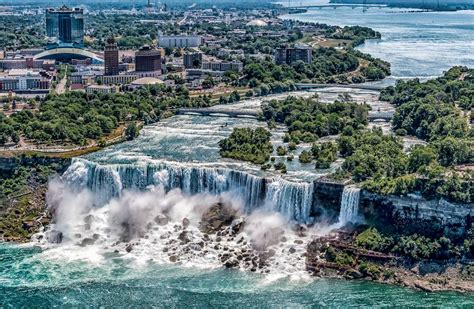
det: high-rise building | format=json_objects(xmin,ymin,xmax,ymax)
[
  {"xmin": 104, "ymin": 37, "xmax": 119, "ymax": 76},
  {"xmin": 135, "ymin": 46, "xmax": 162, "ymax": 73},
  {"xmin": 183, "ymin": 52, "xmax": 202, "ymax": 69},
  {"xmin": 275, "ymin": 45, "xmax": 312, "ymax": 65},
  {"xmin": 46, "ymin": 6, "xmax": 84, "ymax": 48}
]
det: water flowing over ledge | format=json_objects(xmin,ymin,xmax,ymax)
[
  {"xmin": 64, "ymin": 158, "xmax": 317, "ymax": 224},
  {"xmin": 339, "ymin": 186, "xmax": 361, "ymax": 225}
]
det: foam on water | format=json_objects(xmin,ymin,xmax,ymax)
[{"xmin": 34, "ymin": 178, "xmax": 315, "ymax": 282}]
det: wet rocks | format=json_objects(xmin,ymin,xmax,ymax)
[
  {"xmin": 182, "ymin": 218, "xmax": 190, "ymax": 229},
  {"xmin": 169, "ymin": 255, "xmax": 178, "ymax": 263},
  {"xmin": 47, "ymin": 230, "xmax": 63, "ymax": 244},
  {"xmin": 188, "ymin": 243, "xmax": 203, "ymax": 251},
  {"xmin": 84, "ymin": 214, "xmax": 94, "ymax": 230},
  {"xmin": 178, "ymin": 231, "xmax": 190, "ymax": 244},
  {"xmin": 345, "ymin": 269, "xmax": 363, "ymax": 279},
  {"xmin": 229, "ymin": 219, "xmax": 245, "ymax": 236},
  {"xmin": 80, "ymin": 238, "xmax": 95, "ymax": 247},
  {"xmin": 154, "ymin": 215, "xmax": 169, "ymax": 226},
  {"xmin": 125, "ymin": 244, "xmax": 133, "ymax": 253},
  {"xmin": 200, "ymin": 202, "xmax": 238, "ymax": 234},
  {"xmin": 224, "ymin": 258, "xmax": 239, "ymax": 268}
]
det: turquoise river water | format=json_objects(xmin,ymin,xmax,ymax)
[{"xmin": 2, "ymin": 6, "xmax": 474, "ymax": 308}]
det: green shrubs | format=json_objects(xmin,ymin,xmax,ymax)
[
  {"xmin": 274, "ymin": 162, "xmax": 287, "ymax": 173},
  {"xmin": 277, "ymin": 146, "xmax": 287, "ymax": 156},
  {"xmin": 363, "ymin": 175, "xmax": 418, "ymax": 196},
  {"xmin": 355, "ymin": 228, "xmax": 393, "ymax": 252},
  {"xmin": 339, "ymin": 128, "xmax": 408, "ymax": 182},
  {"xmin": 325, "ymin": 246, "xmax": 355, "ymax": 267},
  {"xmin": 125, "ymin": 123, "xmax": 139, "ymax": 140},
  {"xmin": 262, "ymin": 96, "xmax": 369, "ymax": 143},
  {"xmin": 219, "ymin": 127, "xmax": 273, "ymax": 165},
  {"xmin": 299, "ymin": 150, "xmax": 312, "ymax": 164},
  {"xmin": 312, "ymin": 142, "xmax": 337, "ymax": 169},
  {"xmin": 261, "ymin": 163, "xmax": 271, "ymax": 171},
  {"xmin": 359, "ymin": 262, "xmax": 381, "ymax": 280},
  {"xmin": 334, "ymin": 251, "xmax": 355, "ymax": 267},
  {"xmin": 393, "ymin": 234, "xmax": 442, "ymax": 260}
]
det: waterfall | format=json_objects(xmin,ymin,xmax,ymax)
[
  {"xmin": 62, "ymin": 158, "xmax": 316, "ymax": 224},
  {"xmin": 338, "ymin": 186, "xmax": 361, "ymax": 225}
]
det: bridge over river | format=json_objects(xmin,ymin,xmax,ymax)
[
  {"xmin": 177, "ymin": 108, "xmax": 393, "ymax": 122},
  {"xmin": 294, "ymin": 4, "xmax": 386, "ymax": 10},
  {"xmin": 295, "ymin": 83, "xmax": 385, "ymax": 91}
]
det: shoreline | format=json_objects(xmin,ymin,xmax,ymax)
[{"xmin": 2, "ymin": 221, "xmax": 473, "ymax": 294}]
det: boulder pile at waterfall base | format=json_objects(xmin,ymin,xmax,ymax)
[{"xmin": 29, "ymin": 197, "xmax": 474, "ymax": 293}]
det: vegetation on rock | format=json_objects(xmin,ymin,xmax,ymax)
[{"xmin": 219, "ymin": 127, "xmax": 273, "ymax": 165}]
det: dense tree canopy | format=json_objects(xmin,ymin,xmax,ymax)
[
  {"xmin": 262, "ymin": 95, "xmax": 369, "ymax": 143},
  {"xmin": 0, "ymin": 85, "xmax": 212, "ymax": 146},
  {"xmin": 218, "ymin": 127, "xmax": 273, "ymax": 164}
]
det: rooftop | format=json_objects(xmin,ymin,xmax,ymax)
[{"xmin": 131, "ymin": 77, "xmax": 164, "ymax": 86}]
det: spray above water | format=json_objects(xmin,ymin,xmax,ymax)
[
  {"xmin": 36, "ymin": 171, "xmax": 314, "ymax": 280},
  {"xmin": 34, "ymin": 159, "xmax": 362, "ymax": 281}
]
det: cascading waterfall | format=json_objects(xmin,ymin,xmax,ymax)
[
  {"xmin": 338, "ymin": 186, "xmax": 361, "ymax": 225},
  {"xmin": 63, "ymin": 158, "xmax": 316, "ymax": 224}
]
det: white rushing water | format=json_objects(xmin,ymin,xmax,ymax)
[
  {"xmin": 63, "ymin": 158, "xmax": 317, "ymax": 224},
  {"xmin": 35, "ymin": 170, "xmax": 319, "ymax": 281},
  {"xmin": 338, "ymin": 186, "xmax": 361, "ymax": 225}
]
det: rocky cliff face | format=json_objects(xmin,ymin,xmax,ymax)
[
  {"xmin": 311, "ymin": 181, "xmax": 345, "ymax": 222},
  {"xmin": 359, "ymin": 190, "xmax": 472, "ymax": 237},
  {"xmin": 310, "ymin": 181, "xmax": 472, "ymax": 237}
]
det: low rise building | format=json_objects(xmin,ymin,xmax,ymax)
[
  {"xmin": 86, "ymin": 84, "xmax": 119, "ymax": 94},
  {"xmin": 0, "ymin": 57, "xmax": 55, "ymax": 71},
  {"xmin": 97, "ymin": 74, "xmax": 138, "ymax": 85},
  {"xmin": 202, "ymin": 61, "xmax": 243, "ymax": 72},
  {"xmin": 135, "ymin": 45, "xmax": 162, "ymax": 73},
  {"xmin": 70, "ymin": 69, "xmax": 103, "ymax": 86},
  {"xmin": 0, "ymin": 69, "xmax": 52, "ymax": 92},
  {"xmin": 158, "ymin": 35, "xmax": 202, "ymax": 48}
]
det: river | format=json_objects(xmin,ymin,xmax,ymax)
[
  {"xmin": 281, "ymin": 6, "xmax": 474, "ymax": 81},
  {"xmin": 2, "ymin": 7, "xmax": 474, "ymax": 307}
]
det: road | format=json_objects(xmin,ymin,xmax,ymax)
[{"xmin": 55, "ymin": 66, "xmax": 68, "ymax": 94}]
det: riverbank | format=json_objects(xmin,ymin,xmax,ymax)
[
  {"xmin": 0, "ymin": 155, "xmax": 70, "ymax": 242},
  {"xmin": 307, "ymin": 229, "xmax": 474, "ymax": 294}
]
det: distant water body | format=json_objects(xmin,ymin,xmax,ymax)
[{"xmin": 282, "ymin": 7, "xmax": 474, "ymax": 79}]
